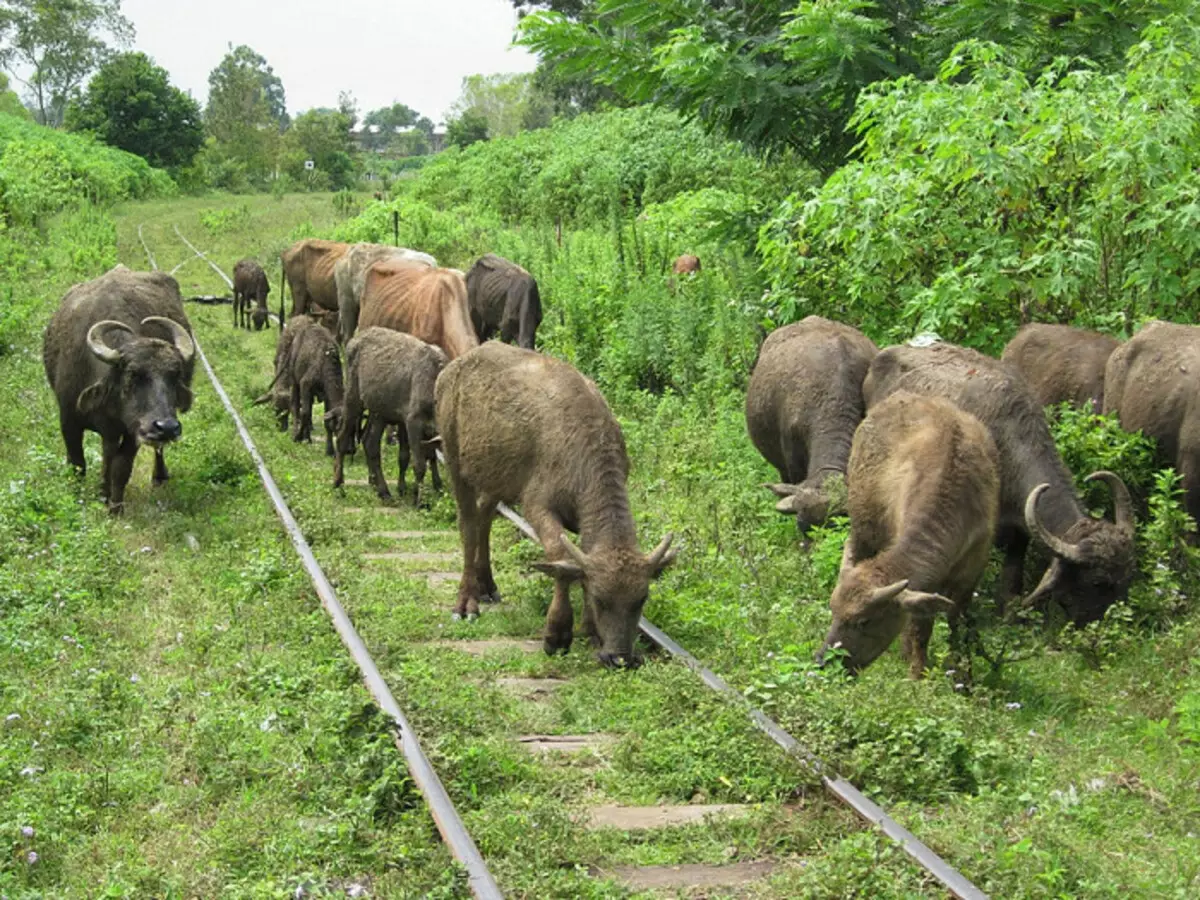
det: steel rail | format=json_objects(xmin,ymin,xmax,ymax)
[
  {"xmin": 140, "ymin": 225, "xmax": 506, "ymax": 900},
  {"xmin": 440, "ymin": 446, "xmax": 988, "ymax": 900}
]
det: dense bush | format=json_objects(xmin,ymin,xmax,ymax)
[
  {"xmin": 759, "ymin": 15, "xmax": 1200, "ymax": 351},
  {"xmin": 0, "ymin": 113, "xmax": 174, "ymax": 227}
]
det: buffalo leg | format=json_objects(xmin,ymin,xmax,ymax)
[
  {"xmin": 99, "ymin": 433, "xmax": 121, "ymax": 500},
  {"xmin": 298, "ymin": 384, "xmax": 315, "ymax": 444},
  {"xmin": 901, "ymin": 616, "xmax": 936, "ymax": 680},
  {"xmin": 105, "ymin": 435, "xmax": 138, "ymax": 515},
  {"xmin": 996, "ymin": 526, "xmax": 1028, "ymax": 614},
  {"xmin": 396, "ymin": 421, "xmax": 411, "ymax": 503},
  {"xmin": 406, "ymin": 419, "xmax": 426, "ymax": 507},
  {"xmin": 451, "ymin": 482, "xmax": 487, "ymax": 619},
  {"xmin": 289, "ymin": 383, "xmax": 303, "ymax": 442},
  {"xmin": 363, "ymin": 414, "xmax": 390, "ymax": 501},
  {"xmin": 527, "ymin": 508, "xmax": 573, "ymax": 654},
  {"xmin": 429, "ymin": 447, "xmax": 442, "ymax": 492},
  {"xmin": 60, "ymin": 413, "xmax": 86, "ymax": 476},
  {"xmin": 152, "ymin": 446, "xmax": 169, "ymax": 486}
]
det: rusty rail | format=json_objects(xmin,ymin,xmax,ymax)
[{"xmin": 140, "ymin": 225, "xmax": 505, "ymax": 900}]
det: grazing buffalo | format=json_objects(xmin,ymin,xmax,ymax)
[
  {"xmin": 280, "ymin": 238, "xmax": 350, "ymax": 324},
  {"xmin": 464, "ymin": 254, "xmax": 542, "ymax": 350},
  {"xmin": 233, "ymin": 258, "xmax": 271, "ymax": 331},
  {"xmin": 820, "ymin": 392, "xmax": 1000, "ymax": 678},
  {"xmin": 359, "ymin": 261, "xmax": 479, "ymax": 360},
  {"xmin": 43, "ymin": 265, "xmax": 195, "ymax": 513},
  {"xmin": 435, "ymin": 342, "xmax": 677, "ymax": 665},
  {"xmin": 1104, "ymin": 320, "xmax": 1200, "ymax": 533},
  {"xmin": 1001, "ymin": 323, "xmax": 1119, "ymax": 413},
  {"xmin": 672, "ymin": 254, "xmax": 701, "ymax": 275},
  {"xmin": 746, "ymin": 316, "xmax": 878, "ymax": 538},
  {"xmin": 334, "ymin": 327, "xmax": 446, "ymax": 503},
  {"xmin": 334, "ymin": 242, "xmax": 436, "ymax": 345},
  {"xmin": 864, "ymin": 342, "xmax": 1135, "ymax": 624},
  {"xmin": 262, "ymin": 316, "xmax": 344, "ymax": 456}
]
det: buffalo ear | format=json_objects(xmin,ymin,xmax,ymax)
[
  {"xmin": 77, "ymin": 379, "xmax": 111, "ymax": 417},
  {"xmin": 898, "ymin": 590, "xmax": 956, "ymax": 616},
  {"xmin": 177, "ymin": 384, "xmax": 194, "ymax": 414},
  {"xmin": 530, "ymin": 559, "xmax": 585, "ymax": 582}
]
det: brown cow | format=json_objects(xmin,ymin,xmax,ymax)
[
  {"xmin": 358, "ymin": 261, "xmax": 480, "ymax": 360},
  {"xmin": 280, "ymin": 239, "xmax": 350, "ymax": 326}
]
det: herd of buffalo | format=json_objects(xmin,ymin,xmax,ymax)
[{"xmin": 39, "ymin": 237, "xmax": 1200, "ymax": 674}]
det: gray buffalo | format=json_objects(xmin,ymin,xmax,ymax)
[
  {"xmin": 435, "ymin": 342, "xmax": 676, "ymax": 666},
  {"xmin": 233, "ymin": 258, "xmax": 271, "ymax": 331},
  {"xmin": 1001, "ymin": 323, "xmax": 1119, "ymax": 413},
  {"xmin": 334, "ymin": 327, "xmax": 446, "ymax": 504},
  {"xmin": 820, "ymin": 391, "xmax": 1000, "ymax": 678},
  {"xmin": 43, "ymin": 265, "xmax": 195, "ymax": 513},
  {"xmin": 746, "ymin": 316, "xmax": 878, "ymax": 538},
  {"xmin": 864, "ymin": 342, "xmax": 1134, "ymax": 624},
  {"xmin": 464, "ymin": 254, "xmax": 542, "ymax": 350}
]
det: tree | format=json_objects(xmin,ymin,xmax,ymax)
[
  {"xmin": 519, "ymin": 0, "xmax": 1174, "ymax": 175},
  {"xmin": 66, "ymin": 51, "xmax": 202, "ymax": 168},
  {"xmin": 448, "ymin": 73, "xmax": 550, "ymax": 139},
  {"xmin": 280, "ymin": 99, "xmax": 358, "ymax": 189},
  {"xmin": 0, "ymin": 71, "xmax": 28, "ymax": 117},
  {"xmin": 445, "ymin": 110, "xmax": 489, "ymax": 149},
  {"xmin": 0, "ymin": 0, "xmax": 133, "ymax": 126},
  {"xmin": 204, "ymin": 44, "xmax": 287, "ymax": 181},
  {"xmin": 361, "ymin": 102, "xmax": 434, "ymax": 155}
]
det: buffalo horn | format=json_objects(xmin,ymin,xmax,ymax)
[
  {"xmin": 1086, "ymin": 470, "xmax": 1133, "ymax": 531},
  {"xmin": 558, "ymin": 533, "xmax": 590, "ymax": 570},
  {"xmin": 1024, "ymin": 483, "xmax": 1086, "ymax": 563},
  {"xmin": 86, "ymin": 320, "xmax": 133, "ymax": 365},
  {"xmin": 867, "ymin": 579, "xmax": 910, "ymax": 607},
  {"xmin": 1021, "ymin": 558, "xmax": 1063, "ymax": 609},
  {"xmin": 647, "ymin": 532, "xmax": 676, "ymax": 569},
  {"xmin": 142, "ymin": 316, "xmax": 195, "ymax": 364}
]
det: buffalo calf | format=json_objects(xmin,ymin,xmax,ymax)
[{"xmin": 233, "ymin": 258, "xmax": 271, "ymax": 331}]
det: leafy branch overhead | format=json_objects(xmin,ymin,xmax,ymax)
[{"xmin": 518, "ymin": 0, "xmax": 1175, "ymax": 173}]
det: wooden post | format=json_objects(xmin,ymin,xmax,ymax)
[
  {"xmin": 555, "ymin": 216, "xmax": 562, "ymax": 248},
  {"xmin": 393, "ymin": 210, "xmax": 400, "ymax": 247}
]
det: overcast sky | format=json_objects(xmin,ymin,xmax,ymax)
[{"xmin": 119, "ymin": 0, "xmax": 539, "ymax": 124}]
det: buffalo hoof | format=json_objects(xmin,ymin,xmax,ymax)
[
  {"xmin": 597, "ymin": 651, "xmax": 642, "ymax": 670},
  {"xmin": 543, "ymin": 635, "xmax": 572, "ymax": 656},
  {"xmin": 481, "ymin": 589, "xmax": 502, "ymax": 604},
  {"xmin": 106, "ymin": 501, "xmax": 125, "ymax": 516},
  {"xmin": 451, "ymin": 611, "xmax": 480, "ymax": 623}
]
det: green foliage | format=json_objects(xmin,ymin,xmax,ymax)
[
  {"xmin": 279, "ymin": 106, "xmax": 357, "ymax": 191},
  {"xmin": 198, "ymin": 202, "xmax": 251, "ymax": 237},
  {"xmin": 759, "ymin": 16, "xmax": 1200, "ymax": 349},
  {"xmin": 66, "ymin": 51, "xmax": 203, "ymax": 170},
  {"xmin": 449, "ymin": 72, "xmax": 553, "ymax": 138},
  {"xmin": 518, "ymin": 0, "xmax": 1171, "ymax": 173},
  {"xmin": 0, "ymin": 71, "xmax": 27, "ymax": 118},
  {"xmin": 0, "ymin": 112, "xmax": 172, "ymax": 228},
  {"xmin": 204, "ymin": 45, "xmax": 287, "ymax": 185},
  {"xmin": 445, "ymin": 109, "xmax": 489, "ymax": 149},
  {"xmin": 1049, "ymin": 404, "xmax": 1159, "ymax": 501},
  {"xmin": 0, "ymin": 0, "xmax": 133, "ymax": 126}
]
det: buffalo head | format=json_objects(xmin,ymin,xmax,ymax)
[
  {"xmin": 766, "ymin": 472, "xmax": 847, "ymax": 536},
  {"xmin": 251, "ymin": 307, "xmax": 268, "ymax": 331},
  {"xmin": 817, "ymin": 542, "xmax": 954, "ymax": 674},
  {"xmin": 532, "ymin": 532, "xmax": 677, "ymax": 669},
  {"xmin": 1022, "ymin": 471, "xmax": 1135, "ymax": 623},
  {"xmin": 81, "ymin": 317, "xmax": 195, "ymax": 446}
]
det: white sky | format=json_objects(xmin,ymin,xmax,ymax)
[{"xmin": 118, "ymin": 0, "xmax": 539, "ymax": 125}]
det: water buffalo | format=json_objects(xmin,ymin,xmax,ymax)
[
  {"xmin": 819, "ymin": 392, "xmax": 1000, "ymax": 678},
  {"xmin": 334, "ymin": 327, "xmax": 445, "ymax": 504},
  {"xmin": 280, "ymin": 238, "xmax": 350, "ymax": 325},
  {"xmin": 233, "ymin": 258, "xmax": 271, "ymax": 331},
  {"xmin": 43, "ymin": 265, "xmax": 195, "ymax": 513},
  {"xmin": 672, "ymin": 254, "xmax": 701, "ymax": 275},
  {"xmin": 359, "ymin": 261, "xmax": 479, "ymax": 360},
  {"xmin": 746, "ymin": 316, "xmax": 878, "ymax": 538},
  {"xmin": 435, "ymin": 342, "xmax": 677, "ymax": 665},
  {"xmin": 334, "ymin": 242, "xmax": 436, "ymax": 345},
  {"xmin": 864, "ymin": 342, "xmax": 1135, "ymax": 624},
  {"xmin": 1001, "ymin": 323, "xmax": 1119, "ymax": 413},
  {"xmin": 261, "ymin": 316, "xmax": 344, "ymax": 456},
  {"xmin": 464, "ymin": 254, "xmax": 542, "ymax": 350},
  {"xmin": 1104, "ymin": 320, "xmax": 1200, "ymax": 533}
]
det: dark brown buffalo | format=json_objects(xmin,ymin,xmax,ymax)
[
  {"xmin": 464, "ymin": 254, "xmax": 542, "ymax": 350},
  {"xmin": 1104, "ymin": 320, "xmax": 1200, "ymax": 533},
  {"xmin": 435, "ymin": 342, "xmax": 677, "ymax": 665},
  {"xmin": 334, "ymin": 327, "xmax": 446, "ymax": 503},
  {"xmin": 260, "ymin": 317, "xmax": 344, "ymax": 455},
  {"xmin": 280, "ymin": 238, "xmax": 350, "ymax": 325},
  {"xmin": 334, "ymin": 243, "xmax": 436, "ymax": 345},
  {"xmin": 746, "ymin": 316, "xmax": 878, "ymax": 538},
  {"xmin": 43, "ymin": 265, "xmax": 195, "ymax": 513},
  {"xmin": 820, "ymin": 392, "xmax": 1000, "ymax": 678},
  {"xmin": 1001, "ymin": 323, "xmax": 1119, "ymax": 413},
  {"xmin": 233, "ymin": 258, "xmax": 271, "ymax": 331},
  {"xmin": 359, "ymin": 261, "xmax": 479, "ymax": 360},
  {"xmin": 864, "ymin": 342, "xmax": 1134, "ymax": 624},
  {"xmin": 672, "ymin": 254, "xmax": 701, "ymax": 275}
]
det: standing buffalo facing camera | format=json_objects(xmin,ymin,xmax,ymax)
[{"xmin": 43, "ymin": 265, "xmax": 196, "ymax": 513}]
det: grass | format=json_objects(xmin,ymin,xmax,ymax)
[{"xmin": 5, "ymin": 188, "xmax": 1200, "ymax": 898}]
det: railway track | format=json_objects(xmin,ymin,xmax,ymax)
[{"xmin": 139, "ymin": 222, "xmax": 988, "ymax": 899}]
